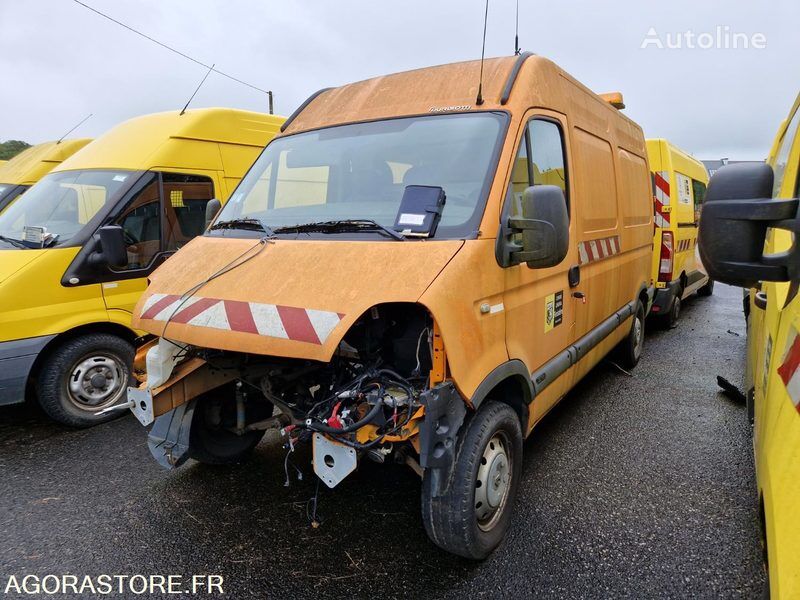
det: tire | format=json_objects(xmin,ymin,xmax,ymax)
[
  {"xmin": 188, "ymin": 384, "xmax": 272, "ymax": 465},
  {"xmin": 617, "ymin": 301, "xmax": 646, "ymax": 369},
  {"xmin": 657, "ymin": 289, "xmax": 682, "ymax": 330},
  {"xmin": 697, "ymin": 278, "xmax": 715, "ymax": 297},
  {"xmin": 36, "ymin": 333, "xmax": 134, "ymax": 428},
  {"xmin": 421, "ymin": 401, "xmax": 523, "ymax": 559}
]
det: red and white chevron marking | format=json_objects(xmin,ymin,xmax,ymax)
[
  {"xmin": 653, "ymin": 171, "xmax": 671, "ymax": 228},
  {"xmin": 676, "ymin": 238, "xmax": 694, "ymax": 252},
  {"xmin": 578, "ymin": 235, "xmax": 621, "ymax": 265},
  {"xmin": 777, "ymin": 328, "xmax": 800, "ymax": 413},
  {"xmin": 139, "ymin": 293, "xmax": 344, "ymax": 345}
]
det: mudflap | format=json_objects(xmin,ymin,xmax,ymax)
[
  {"xmin": 418, "ymin": 382, "xmax": 467, "ymax": 497},
  {"xmin": 147, "ymin": 401, "xmax": 197, "ymax": 470}
]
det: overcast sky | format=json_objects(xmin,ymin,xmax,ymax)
[{"xmin": 0, "ymin": 0, "xmax": 797, "ymax": 160}]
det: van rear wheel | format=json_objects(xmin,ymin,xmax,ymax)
[
  {"xmin": 36, "ymin": 333, "xmax": 134, "ymax": 428},
  {"xmin": 697, "ymin": 278, "xmax": 715, "ymax": 297},
  {"xmin": 617, "ymin": 301, "xmax": 646, "ymax": 369},
  {"xmin": 421, "ymin": 401, "xmax": 522, "ymax": 559}
]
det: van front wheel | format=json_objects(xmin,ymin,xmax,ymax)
[
  {"xmin": 36, "ymin": 333, "xmax": 134, "ymax": 428},
  {"xmin": 421, "ymin": 401, "xmax": 522, "ymax": 560}
]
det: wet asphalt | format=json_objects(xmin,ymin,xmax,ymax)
[{"xmin": 0, "ymin": 284, "xmax": 765, "ymax": 599}]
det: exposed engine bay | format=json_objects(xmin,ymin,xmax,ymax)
[{"xmin": 138, "ymin": 304, "xmax": 456, "ymax": 489}]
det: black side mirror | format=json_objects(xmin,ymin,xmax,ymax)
[
  {"xmin": 698, "ymin": 163, "xmax": 799, "ymax": 288},
  {"xmin": 89, "ymin": 225, "xmax": 128, "ymax": 269},
  {"xmin": 205, "ymin": 198, "xmax": 222, "ymax": 230},
  {"xmin": 508, "ymin": 185, "xmax": 569, "ymax": 268}
]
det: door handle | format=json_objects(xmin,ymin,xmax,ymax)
[
  {"xmin": 754, "ymin": 291, "xmax": 768, "ymax": 310},
  {"xmin": 568, "ymin": 265, "xmax": 580, "ymax": 288}
]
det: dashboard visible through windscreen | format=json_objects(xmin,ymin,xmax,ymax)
[{"xmin": 214, "ymin": 112, "xmax": 507, "ymax": 239}]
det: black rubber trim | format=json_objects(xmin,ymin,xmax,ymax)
[
  {"xmin": 280, "ymin": 88, "xmax": 333, "ymax": 132},
  {"xmin": 470, "ymin": 359, "xmax": 533, "ymax": 411},
  {"xmin": 530, "ymin": 300, "xmax": 636, "ymax": 395},
  {"xmin": 500, "ymin": 51, "xmax": 533, "ymax": 105}
]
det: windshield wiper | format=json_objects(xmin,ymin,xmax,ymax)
[
  {"xmin": 209, "ymin": 217, "xmax": 273, "ymax": 235},
  {"xmin": 273, "ymin": 219, "xmax": 405, "ymax": 240},
  {"xmin": 0, "ymin": 235, "xmax": 27, "ymax": 249}
]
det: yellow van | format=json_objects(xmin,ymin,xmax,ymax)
[
  {"xmin": 123, "ymin": 55, "xmax": 654, "ymax": 558},
  {"xmin": 0, "ymin": 108, "xmax": 283, "ymax": 427},
  {"xmin": 646, "ymin": 139, "xmax": 712, "ymax": 327},
  {"xmin": 699, "ymin": 91, "xmax": 800, "ymax": 598},
  {"xmin": 0, "ymin": 139, "xmax": 92, "ymax": 213}
]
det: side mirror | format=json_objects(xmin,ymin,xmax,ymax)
[
  {"xmin": 698, "ymin": 163, "xmax": 799, "ymax": 288},
  {"xmin": 89, "ymin": 225, "xmax": 128, "ymax": 269},
  {"xmin": 205, "ymin": 198, "xmax": 222, "ymax": 230},
  {"xmin": 509, "ymin": 185, "xmax": 569, "ymax": 268}
]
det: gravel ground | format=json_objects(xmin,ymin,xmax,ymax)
[{"xmin": 0, "ymin": 283, "xmax": 764, "ymax": 599}]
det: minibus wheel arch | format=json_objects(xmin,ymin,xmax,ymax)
[{"xmin": 470, "ymin": 360, "xmax": 532, "ymax": 431}]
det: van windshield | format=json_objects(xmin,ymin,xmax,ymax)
[
  {"xmin": 0, "ymin": 170, "xmax": 134, "ymax": 247},
  {"xmin": 215, "ymin": 112, "xmax": 507, "ymax": 239}
]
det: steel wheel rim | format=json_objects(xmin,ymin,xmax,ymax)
[
  {"xmin": 475, "ymin": 431, "xmax": 512, "ymax": 532},
  {"xmin": 633, "ymin": 313, "xmax": 644, "ymax": 360},
  {"xmin": 66, "ymin": 353, "xmax": 127, "ymax": 411}
]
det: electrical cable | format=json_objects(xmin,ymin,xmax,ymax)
[{"xmin": 71, "ymin": 0, "xmax": 272, "ymax": 97}]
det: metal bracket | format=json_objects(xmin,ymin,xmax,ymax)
[
  {"xmin": 127, "ymin": 386, "xmax": 155, "ymax": 426},
  {"xmin": 312, "ymin": 433, "xmax": 358, "ymax": 489}
]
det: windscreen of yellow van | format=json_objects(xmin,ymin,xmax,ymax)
[{"xmin": 0, "ymin": 170, "xmax": 136, "ymax": 246}]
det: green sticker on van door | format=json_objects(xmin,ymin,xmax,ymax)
[{"xmin": 545, "ymin": 291, "xmax": 564, "ymax": 333}]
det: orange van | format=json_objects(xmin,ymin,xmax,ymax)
[{"xmin": 123, "ymin": 54, "xmax": 654, "ymax": 558}]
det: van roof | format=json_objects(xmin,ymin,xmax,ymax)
[
  {"xmin": 56, "ymin": 108, "xmax": 284, "ymax": 173},
  {"xmin": 283, "ymin": 54, "xmax": 645, "ymax": 148},
  {"xmin": 0, "ymin": 139, "xmax": 92, "ymax": 185},
  {"xmin": 646, "ymin": 138, "xmax": 709, "ymax": 182}
]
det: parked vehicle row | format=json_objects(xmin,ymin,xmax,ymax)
[{"xmin": 5, "ymin": 53, "xmax": 766, "ymax": 568}]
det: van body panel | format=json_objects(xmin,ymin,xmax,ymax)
[
  {"xmin": 133, "ymin": 236, "xmax": 464, "ymax": 362},
  {"xmin": 745, "ymin": 92, "xmax": 800, "ymax": 599},
  {"xmin": 0, "ymin": 248, "xmax": 106, "ymax": 343},
  {"xmin": 55, "ymin": 109, "xmax": 282, "ymax": 174}
]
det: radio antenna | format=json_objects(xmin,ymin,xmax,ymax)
[
  {"xmin": 180, "ymin": 63, "xmax": 215, "ymax": 116},
  {"xmin": 56, "ymin": 114, "xmax": 92, "ymax": 144},
  {"xmin": 514, "ymin": 0, "xmax": 521, "ymax": 55},
  {"xmin": 476, "ymin": 0, "xmax": 489, "ymax": 105}
]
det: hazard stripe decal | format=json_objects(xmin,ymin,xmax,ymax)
[
  {"xmin": 578, "ymin": 235, "xmax": 620, "ymax": 265},
  {"xmin": 139, "ymin": 293, "xmax": 344, "ymax": 345},
  {"xmin": 653, "ymin": 171, "xmax": 671, "ymax": 227},
  {"xmin": 778, "ymin": 330, "xmax": 800, "ymax": 413}
]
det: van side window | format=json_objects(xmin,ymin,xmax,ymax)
[
  {"xmin": 162, "ymin": 173, "xmax": 215, "ymax": 251},
  {"xmin": 114, "ymin": 172, "xmax": 214, "ymax": 271},
  {"xmin": 691, "ymin": 179, "xmax": 706, "ymax": 206},
  {"xmin": 116, "ymin": 176, "xmax": 161, "ymax": 270},
  {"xmin": 529, "ymin": 120, "xmax": 568, "ymax": 205},
  {"xmin": 508, "ymin": 118, "xmax": 569, "ymax": 221}
]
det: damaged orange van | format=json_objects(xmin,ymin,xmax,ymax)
[{"xmin": 123, "ymin": 54, "xmax": 654, "ymax": 558}]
